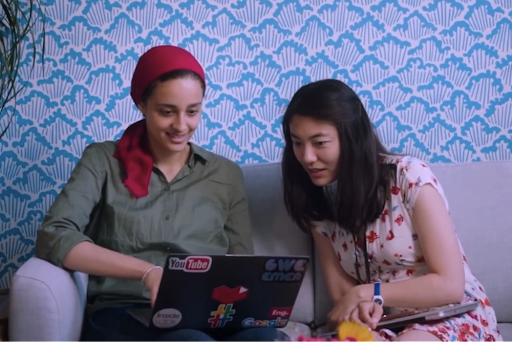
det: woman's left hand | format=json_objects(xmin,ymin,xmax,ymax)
[
  {"xmin": 350, "ymin": 301, "xmax": 384, "ymax": 330},
  {"xmin": 327, "ymin": 286, "xmax": 366, "ymax": 328}
]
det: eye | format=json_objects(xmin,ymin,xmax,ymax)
[
  {"xmin": 315, "ymin": 141, "xmax": 328, "ymax": 146},
  {"xmin": 291, "ymin": 141, "xmax": 301, "ymax": 146},
  {"xmin": 188, "ymin": 110, "xmax": 200, "ymax": 116},
  {"xmin": 160, "ymin": 110, "xmax": 173, "ymax": 116}
]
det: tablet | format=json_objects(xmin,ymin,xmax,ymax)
[
  {"xmin": 317, "ymin": 301, "xmax": 479, "ymax": 338},
  {"xmin": 377, "ymin": 301, "xmax": 479, "ymax": 330}
]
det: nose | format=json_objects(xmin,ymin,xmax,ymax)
[
  {"xmin": 172, "ymin": 113, "xmax": 187, "ymax": 132},
  {"xmin": 300, "ymin": 144, "xmax": 317, "ymax": 164}
]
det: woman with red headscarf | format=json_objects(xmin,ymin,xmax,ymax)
[{"xmin": 35, "ymin": 45, "xmax": 288, "ymax": 341}]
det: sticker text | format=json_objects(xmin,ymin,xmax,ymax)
[
  {"xmin": 261, "ymin": 258, "xmax": 308, "ymax": 282},
  {"xmin": 168, "ymin": 256, "xmax": 212, "ymax": 273},
  {"xmin": 241, "ymin": 317, "xmax": 288, "ymax": 328},
  {"xmin": 268, "ymin": 307, "xmax": 293, "ymax": 318}
]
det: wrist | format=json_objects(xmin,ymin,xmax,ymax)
[
  {"xmin": 134, "ymin": 258, "xmax": 156, "ymax": 279},
  {"xmin": 353, "ymin": 283, "xmax": 374, "ymax": 302},
  {"xmin": 141, "ymin": 265, "xmax": 162, "ymax": 285}
]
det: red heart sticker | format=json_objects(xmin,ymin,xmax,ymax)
[{"xmin": 211, "ymin": 285, "xmax": 249, "ymax": 304}]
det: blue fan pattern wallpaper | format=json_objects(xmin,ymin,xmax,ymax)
[{"xmin": 0, "ymin": 0, "xmax": 511, "ymax": 289}]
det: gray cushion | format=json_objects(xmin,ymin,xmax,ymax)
[{"xmin": 241, "ymin": 163, "xmax": 315, "ymax": 324}]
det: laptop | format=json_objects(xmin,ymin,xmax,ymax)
[
  {"xmin": 127, "ymin": 253, "xmax": 310, "ymax": 330},
  {"xmin": 318, "ymin": 300, "xmax": 479, "ymax": 338}
]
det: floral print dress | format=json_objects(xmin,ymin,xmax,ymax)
[{"xmin": 315, "ymin": 155, "xmax": 502, "ymax": 342}]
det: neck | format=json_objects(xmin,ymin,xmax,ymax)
[
  {"xmin": 323, "ymin": 179, "xmax": 338, "ymax": 206},
  {"xmin": 147, "ymin": 136, "xmax": 191, "ymax": 170}
]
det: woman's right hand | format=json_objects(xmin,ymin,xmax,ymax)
[
  {"xmin": 350, "ymin": 301, "xmax": 384, "ymax": 330},
  {"xmin": 142, "ymin": 266, "xmax": 164, "ymax": 307}
]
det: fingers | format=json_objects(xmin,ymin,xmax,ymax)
[
  {"xmin": 327, "ymin": 312, "xmax": 336, "ymax": 329},
  {"xmin": 358, "ymin": 303, "xmax": 375, "ymax": 328},
  {"xmin": 150, "ymin": 288, "xmax": 158, "ymax": 308},
  {"xmin": 328, "ymin": 315, "xmax": 344, "ymax": 329},
  {"xmin": 368, "ymin": 303, "xmax": 384, "ymax": 330},
  {"xmin": 328, "ymin": 311, "xmax": 350, "ymax": 329},
  {"xmin": 370, "ymin": 302, "xmax": 384, "ymax": 323},
  {"xmin": 353, "ymin": 302, "xmax": 384, "ymax": 330},
  {"xmin": 350, "ymin": 307, "xmax": 364, "ymax": 326}
]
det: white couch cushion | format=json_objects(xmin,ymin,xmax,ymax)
[{"xmin": 430, "ymin": 161, "xmax": 512, "ymax": 323}]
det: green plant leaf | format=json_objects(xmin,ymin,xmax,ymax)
[{"xmin": 0, "ymin": 0, "xmax": 46, "ymax": 140}]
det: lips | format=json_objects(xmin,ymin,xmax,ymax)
[
  {"xmin": 306, "ymin": 168, "xmax": 327, "ymax": 180},
  {"xmin": 166, "ymin": 132, "xmax": 187, "ymax": 144},
  {"xmin": 308, "ymin": 168, "xmax": 326, "ymax": 174}
]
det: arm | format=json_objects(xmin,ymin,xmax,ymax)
[
  {"xmin": 225, "ymin": 165, "xmax": 254, "ymax": 254},
  {"xmin": 35, "ymin": 143, "xmax": 155, "ymax": 280},
  {"xmin": 61, "ymin": 242, "xmax": 154, "ymax": 279},
  {"xmin": 354, "ymin": 184, "xmax": 465, "ymax": 308},
  {"xmin": 312, "ymin": 227, "xmax": 358, "ymax": 303}
]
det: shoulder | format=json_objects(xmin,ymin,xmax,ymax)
[
  {"xmin": 381, "ymin": 154, "xmax": 447, "ymax": 211},
  {"xmin": 83, "ymin": 140, "xmax": 117, "ymax": 156},
  {"xmin": 79, "ymin": 140, "xmax": 117, "ymax": 166},
  {"xmin": 380, "ymin": 154, "xmax": 439, "ymax": 187}
]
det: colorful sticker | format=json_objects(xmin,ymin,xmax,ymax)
[
  {"xmin": 241, "ymin": 317, "xmax": 288, "ymax": 328},
  {"xmin": 208, "ymin": 304, "xmax": 236, "ymax": 328},
  {"xmin": 168, "ymin": 256, "xmax": 212, "ymax": 273},
  {"xmin": 261, "ymin": 258, "xmax": 309, "ymax": 282},
  {"xmin": 211, "ymin": 285, "xmax": 249, "ymax": 304},
  {"xmin": 152, "ymin": 308, "xmax": 182, "ymax": 328},
  {"xmin": 268, "ymin": 307, "xmax": 293, "ymax": 319}
]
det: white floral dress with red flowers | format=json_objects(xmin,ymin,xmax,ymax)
[{"xmin": 315, "ymin": 155, "xmax": 502, "ymax": 342}]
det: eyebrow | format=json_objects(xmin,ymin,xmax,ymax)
[
  {"xmin": 157, "ymin": 102, "xmax": 202, "ymax": 108},
  {"xmin": 291, "ymin": 132, "xmax": 330, "ymax": 139}
]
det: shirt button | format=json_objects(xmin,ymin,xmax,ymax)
[{"xmin": 165, "ymin": 215, "xmax": 170, "ymax": 220}]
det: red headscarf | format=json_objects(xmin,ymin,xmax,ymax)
[{"xmin": 113, "ymin": 45, "xmax": 205, "ymax": 198}]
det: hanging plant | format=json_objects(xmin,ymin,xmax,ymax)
[{"xmin": 0, "ymin": 0, "xmax": 46, "ymax": 139}]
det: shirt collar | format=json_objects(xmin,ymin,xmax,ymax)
[{"xmin": 189, "ymin": 142, "xmax": 211, "ymax": 163}]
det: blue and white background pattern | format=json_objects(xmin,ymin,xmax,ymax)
[{"xmin": 0, "ymin": 0, "xmax": 511, "ymax": 289}]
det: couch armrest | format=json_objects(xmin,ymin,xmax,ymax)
[{"xmin": 8, "ymin": 257, "xmax": 88, "ymax": 341}]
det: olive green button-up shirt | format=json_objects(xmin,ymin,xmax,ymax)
[{"xmin": 35, "ymin": 141, "xmax": 253, "ymax": 313}]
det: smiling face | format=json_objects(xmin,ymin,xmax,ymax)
[
  {"xmin": 289, "ymin": 115, "xmax": 340, "ymax": 186},
  {"xmin": 138, "ymin": 77, "xmax": 203, "ymax": 158}
]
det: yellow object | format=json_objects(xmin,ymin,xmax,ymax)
[{"xmin": 337, "ymin": 321, "xmax": 374, "ymax": 341}]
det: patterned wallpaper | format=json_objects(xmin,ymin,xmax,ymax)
[{"xmin": 0, "ymin": 0, "xmax": 511, "ymax": 289}]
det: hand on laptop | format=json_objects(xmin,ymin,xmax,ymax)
[
  {"xmin": 349, "ymin": 301, "xmax": 384, "ymax": 330},
  {"xmin": 142, "ymin": 265, "xmax": 163, "ymax": 307}
]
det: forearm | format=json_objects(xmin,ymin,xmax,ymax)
[
  {"xmin": 62, "ymin": 241, "xmax": 154, "ymax": 280},
  {"xmin": 329, "ymin": 271, "xmax": 358, "ymax": 303},
  {"xmin": 311, "ymin": 228, "xmax": 358, "ymax": 303},
  {"xmin": 357, "ymin": 273, "xmax": 464, "ymax": 308}
]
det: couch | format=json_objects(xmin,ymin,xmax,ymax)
[{"xmin": 8, "ymin": 160, "xmax": 512, "ymax": 340}]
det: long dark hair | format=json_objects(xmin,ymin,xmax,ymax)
[{"xmin": 281, "ymin": 79, "xmax": 395, "ymax": 235}]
